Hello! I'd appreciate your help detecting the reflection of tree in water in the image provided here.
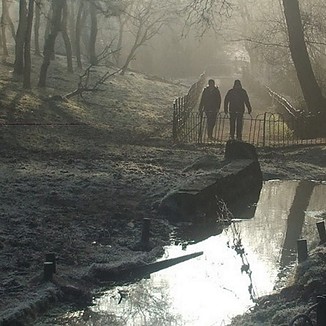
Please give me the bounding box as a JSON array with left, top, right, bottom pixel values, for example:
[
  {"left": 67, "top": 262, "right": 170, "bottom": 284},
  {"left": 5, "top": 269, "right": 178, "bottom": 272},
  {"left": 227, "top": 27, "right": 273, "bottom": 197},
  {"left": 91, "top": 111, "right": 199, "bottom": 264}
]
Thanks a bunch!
[
  {"left": 112, "top": 280, "right": 183, "bottom": 325},
  {"left": 54, "top": 279, "right": 184, "bottom": 326},
  {"left": 279, "top": 181, "right": 316, "bottom": 268},
  {"left": 227, "top": 222, "right": 258, "bottom": 303}
]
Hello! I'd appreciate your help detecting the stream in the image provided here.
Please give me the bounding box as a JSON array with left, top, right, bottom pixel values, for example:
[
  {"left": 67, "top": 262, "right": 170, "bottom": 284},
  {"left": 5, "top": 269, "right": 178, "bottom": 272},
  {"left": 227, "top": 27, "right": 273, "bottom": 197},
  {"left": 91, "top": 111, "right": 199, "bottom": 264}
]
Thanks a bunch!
[{"left": 36, "top": 180, "right": 326, "bottom": 326}]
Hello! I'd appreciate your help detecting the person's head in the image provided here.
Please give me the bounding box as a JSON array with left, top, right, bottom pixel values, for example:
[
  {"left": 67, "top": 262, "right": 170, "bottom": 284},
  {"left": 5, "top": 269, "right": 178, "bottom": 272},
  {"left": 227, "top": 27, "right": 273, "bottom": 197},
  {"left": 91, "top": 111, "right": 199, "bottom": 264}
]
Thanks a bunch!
[
  {"left": 208, "top": 79, "right": 215, "bottom": 88},
  {"left": 233, "top": 80, "right": 242, "bottom": 88}
]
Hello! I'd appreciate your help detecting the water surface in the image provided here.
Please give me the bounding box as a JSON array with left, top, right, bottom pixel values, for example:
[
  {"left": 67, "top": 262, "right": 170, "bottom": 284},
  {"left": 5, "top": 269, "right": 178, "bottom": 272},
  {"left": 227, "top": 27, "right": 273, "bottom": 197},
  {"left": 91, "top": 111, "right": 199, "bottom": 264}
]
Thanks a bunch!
[{"left": 37, "top": 180, "right": 326, "bottom": 326}]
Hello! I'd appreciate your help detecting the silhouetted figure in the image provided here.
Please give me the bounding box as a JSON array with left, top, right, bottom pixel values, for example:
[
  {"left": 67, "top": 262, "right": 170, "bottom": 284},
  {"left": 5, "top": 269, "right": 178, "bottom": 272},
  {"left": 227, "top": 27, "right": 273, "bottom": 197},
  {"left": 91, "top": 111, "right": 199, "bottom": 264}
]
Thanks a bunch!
[
  {"left": 224, "top": 80, "right": 252, "bottom": 141},
  {"left": 199, "top": 79, "right": 221, "bottom": 140}
]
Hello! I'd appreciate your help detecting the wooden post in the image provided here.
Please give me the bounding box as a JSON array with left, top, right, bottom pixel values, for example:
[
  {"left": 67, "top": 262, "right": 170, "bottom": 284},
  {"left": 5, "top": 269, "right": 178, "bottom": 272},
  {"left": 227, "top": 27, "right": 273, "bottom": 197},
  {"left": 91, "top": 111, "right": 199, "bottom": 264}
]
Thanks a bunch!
[
  {"left": 141, "top": 218, "right": 151, "bottom": 246},
  {"left": 297, "top": 239, "right": 308, "bottom": 263},
  {"left": 316, "top": 221, "right": 326, "bottom": 244},
  {"left": 44, "top": 262, "right": 54, "bottom": 281},
  {"left": 317, "top": 296, "right": 326, "bottom": 326},
  {"left": 45, "top": 253, "right": 56, "bottom": 273}
]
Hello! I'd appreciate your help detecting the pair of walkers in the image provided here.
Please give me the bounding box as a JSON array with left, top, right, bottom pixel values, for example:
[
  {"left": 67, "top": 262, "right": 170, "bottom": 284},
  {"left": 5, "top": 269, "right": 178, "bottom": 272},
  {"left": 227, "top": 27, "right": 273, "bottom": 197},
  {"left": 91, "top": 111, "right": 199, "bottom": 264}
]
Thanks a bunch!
[{"left": 198, "top": 79, "right": 252, "bottom": 141}]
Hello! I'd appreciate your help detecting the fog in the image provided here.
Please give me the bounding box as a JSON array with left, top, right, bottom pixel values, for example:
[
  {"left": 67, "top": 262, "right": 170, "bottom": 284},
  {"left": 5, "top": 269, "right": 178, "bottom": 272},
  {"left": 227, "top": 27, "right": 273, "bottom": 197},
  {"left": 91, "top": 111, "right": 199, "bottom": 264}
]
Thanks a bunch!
[{"left": 3, "top": 0, "right": 326, "bottom": 109}]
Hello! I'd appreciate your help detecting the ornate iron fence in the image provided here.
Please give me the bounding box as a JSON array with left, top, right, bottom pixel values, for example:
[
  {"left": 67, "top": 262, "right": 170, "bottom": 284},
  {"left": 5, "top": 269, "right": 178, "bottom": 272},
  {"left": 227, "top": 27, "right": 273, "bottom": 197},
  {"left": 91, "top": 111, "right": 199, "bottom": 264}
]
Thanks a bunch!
[{"left": 173, "top": 111, "right": 326, "bottom": 147}]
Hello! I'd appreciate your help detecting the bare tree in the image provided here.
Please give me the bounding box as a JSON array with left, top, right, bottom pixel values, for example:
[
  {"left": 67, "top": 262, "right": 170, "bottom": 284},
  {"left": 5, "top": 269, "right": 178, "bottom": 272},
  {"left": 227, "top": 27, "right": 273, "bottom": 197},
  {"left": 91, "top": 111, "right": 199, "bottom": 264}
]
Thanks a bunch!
[
  {"left": 114, "top": 14, "right": 127, "bottom": 66},
  {"left": 68, "top": 0, "right": 77, "bottom": 56},
  {"left": 75, "top": 0, "right": 86, "bottom": 68},
  {"left": 34, "top": 0, "right": 42, "bottom": 56},
  {"left": 14, "top": 0, "right": 28, "bottom": 76},
  {"left": 89, "top": 0, "right": 98, "bottom": 65},
  {"left": 61, "top": 0, "right": 73, "bottom": 72},
  {"left": 120, "top": 0, "right": 177, "bottom": 75},
  {"left": 282, "top": 0, "right": 326, "bottom": 115},
  {"left": 1, "top": 0, "right": 10, "bottom": 60},
  {"left": 23, "top": 0, "right": 35, "bottom": 89},
  {"left": 38, "top": 0, "right": 65, "bottom": 87},
  {"left": 93, "top": 0, "right": 130, "bottom": 66}
]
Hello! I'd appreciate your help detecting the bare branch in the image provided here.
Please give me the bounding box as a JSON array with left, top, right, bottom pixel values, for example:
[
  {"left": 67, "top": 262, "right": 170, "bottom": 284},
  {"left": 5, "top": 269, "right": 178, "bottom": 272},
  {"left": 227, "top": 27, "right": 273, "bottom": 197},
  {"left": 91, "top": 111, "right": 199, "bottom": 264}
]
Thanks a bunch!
[
  {"left": 180, "top": 0, "right": 233, "bottom": 36},
  {"left": 64, "top": 45, "right": 121, "bottom": 99},
  {"left": 229, "top": 37, "right": 287, "bottom": 48}
]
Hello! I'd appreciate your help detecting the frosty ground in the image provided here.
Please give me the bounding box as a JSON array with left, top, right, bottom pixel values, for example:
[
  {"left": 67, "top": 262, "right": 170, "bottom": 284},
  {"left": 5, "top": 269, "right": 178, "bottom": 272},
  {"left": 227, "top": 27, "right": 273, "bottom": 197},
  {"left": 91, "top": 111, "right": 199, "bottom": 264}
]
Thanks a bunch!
[{"left": 0, "top": 59, "right": 325, "bottom": 325}]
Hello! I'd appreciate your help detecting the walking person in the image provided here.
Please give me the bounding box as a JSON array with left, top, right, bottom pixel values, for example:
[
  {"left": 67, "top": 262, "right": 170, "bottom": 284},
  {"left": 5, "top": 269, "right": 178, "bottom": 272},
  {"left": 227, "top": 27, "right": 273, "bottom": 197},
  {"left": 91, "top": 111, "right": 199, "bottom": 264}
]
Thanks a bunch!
[
  {"left": 224, "top": 79, "right": 252, "bottom": 141},
  {"left": 199, "top": 79, "right": 221, "bottom": 140}
]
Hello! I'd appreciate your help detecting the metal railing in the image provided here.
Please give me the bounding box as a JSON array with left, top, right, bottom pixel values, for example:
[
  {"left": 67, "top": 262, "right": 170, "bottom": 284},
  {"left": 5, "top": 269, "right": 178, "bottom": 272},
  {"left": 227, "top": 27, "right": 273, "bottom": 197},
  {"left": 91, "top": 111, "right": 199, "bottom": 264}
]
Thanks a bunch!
[
  {"left": 172, "top": 73, "right": 206, "bottom": 142},
  {"left": 172, "top": 111, "right": 326, "bottom": 147}
]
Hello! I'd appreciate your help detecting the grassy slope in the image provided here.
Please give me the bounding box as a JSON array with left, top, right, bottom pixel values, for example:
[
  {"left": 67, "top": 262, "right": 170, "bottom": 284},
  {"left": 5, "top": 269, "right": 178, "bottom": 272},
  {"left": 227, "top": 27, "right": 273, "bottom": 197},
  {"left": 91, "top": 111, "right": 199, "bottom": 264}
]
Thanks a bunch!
[{"left": 0, "top": 55, "right": 188, "bottom": 153}]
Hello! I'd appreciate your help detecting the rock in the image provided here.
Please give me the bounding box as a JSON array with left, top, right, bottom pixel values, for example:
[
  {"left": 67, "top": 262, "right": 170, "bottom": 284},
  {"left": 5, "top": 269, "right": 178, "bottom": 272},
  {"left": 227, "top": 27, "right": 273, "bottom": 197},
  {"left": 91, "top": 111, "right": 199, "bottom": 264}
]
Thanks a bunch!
[
  {"left": 159, "top": 154, "right": 262, "bottom": 222},
  {"left": 183, "top": 155, "right": 223, "bottom": 172},
  {"left": 225, "top": 140, "right": 258, "bottom": 161}
]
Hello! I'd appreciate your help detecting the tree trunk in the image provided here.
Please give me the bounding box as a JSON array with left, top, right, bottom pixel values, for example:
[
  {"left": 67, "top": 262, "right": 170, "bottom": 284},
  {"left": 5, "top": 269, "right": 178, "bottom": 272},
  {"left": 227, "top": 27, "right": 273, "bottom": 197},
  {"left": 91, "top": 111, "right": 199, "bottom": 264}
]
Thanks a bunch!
[
  {"left": 34, "top": 0, "right": 41, "bottom": 55},
  {"left": 23, "top": 0, "right": 34, "bottom": 89},
  {"left": 89, "top": 1, "right": 98, "bottom": 65},
  {"left": 0, "top": 26, "right": 2, "bottom": 53},
  {"left": 6, "top": 1, "right": 16, "bottom": 41},
  {"left": 38, "top": 0, "right": 64, "bottom": 87},
  {"left": 14, "top": 0, "right": 27, "bottom": 76},
  {"left": 282, "top": 0, "right": 326, "bottom": 114},
  {"left": 120, "top": 43, "right": 139, "bottom": 75},
  {"left": 68, "top": 0, "right": 77, "bottom": 56},
  {"left": 61, "top": 30, "right": 73, "bottom": 72},
  {"left": 120, "top": 27, "right": 144, "bottom": 75},
  {"left": 61, "top": 0, "right": 73, "bottom": 72},
  {"left": 75, "top": 0, "right": 84, "bottom": 69},
  {"left": 114, "top": 15, "right": 125, "bottom": 66},
  {"left": 1, "top": 0, "right": 10, "bottom": 59},
  {"left": 43, "top": 2, "right": 52, "bottom": 45}
]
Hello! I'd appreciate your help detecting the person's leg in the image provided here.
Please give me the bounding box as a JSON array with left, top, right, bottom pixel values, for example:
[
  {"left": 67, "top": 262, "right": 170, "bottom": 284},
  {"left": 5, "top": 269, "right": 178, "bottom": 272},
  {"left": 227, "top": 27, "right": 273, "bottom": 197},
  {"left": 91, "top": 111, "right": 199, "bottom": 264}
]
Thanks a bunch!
[
  {"left": 206, "top": 114, "right": 212, "bottom": 139},
  {"left": 236, "top": 113, "right": 244, "bottom": 140},
  {"left": 230, "top": 113, "right": 236, "bottom": 139},
  {"left": 207, "top": 112, "right": 217, "bottom": 139}
]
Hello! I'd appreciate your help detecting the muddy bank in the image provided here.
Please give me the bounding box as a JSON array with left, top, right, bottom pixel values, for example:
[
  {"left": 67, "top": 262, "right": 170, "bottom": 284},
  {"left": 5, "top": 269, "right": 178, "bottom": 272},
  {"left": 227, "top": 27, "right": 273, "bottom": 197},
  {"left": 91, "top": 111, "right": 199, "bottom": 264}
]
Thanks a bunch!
[{"left": 229, "top": 244, "right": 326, "bottom": 326}]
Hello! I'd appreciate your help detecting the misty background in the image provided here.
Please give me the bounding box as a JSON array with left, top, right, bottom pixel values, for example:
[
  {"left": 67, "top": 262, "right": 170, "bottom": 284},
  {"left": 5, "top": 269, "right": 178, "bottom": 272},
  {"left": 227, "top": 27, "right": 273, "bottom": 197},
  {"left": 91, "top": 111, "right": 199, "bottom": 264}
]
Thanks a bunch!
[{"left": 1, "top": 0, "right": 326, "bottom": 113}]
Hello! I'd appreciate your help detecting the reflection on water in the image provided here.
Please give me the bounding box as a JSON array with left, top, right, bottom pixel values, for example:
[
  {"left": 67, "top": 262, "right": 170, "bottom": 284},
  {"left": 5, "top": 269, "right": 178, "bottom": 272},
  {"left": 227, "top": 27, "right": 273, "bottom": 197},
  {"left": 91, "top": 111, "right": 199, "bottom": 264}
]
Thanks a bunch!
[{"left": 37, "top": 180, "right": 326, "bottom": 326}]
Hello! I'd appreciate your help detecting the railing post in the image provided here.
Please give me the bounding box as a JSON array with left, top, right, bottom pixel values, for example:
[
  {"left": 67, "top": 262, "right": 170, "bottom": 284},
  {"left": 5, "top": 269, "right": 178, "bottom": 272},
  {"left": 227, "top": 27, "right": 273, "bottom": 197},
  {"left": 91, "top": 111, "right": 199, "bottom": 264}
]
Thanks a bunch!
[
  {"left": 263, "top": 112, "right": 267, "bottom": 147},
  {"left": 45, "top": 253, "right": 56, "bottom": 273},
  {"left": 141, "top": 218, "right": 151, "bottom": 248},
  {"left": 172, "top": 101, "right": 177, "bottom": 142},
  {"left": 317, "top": 296, "right": 326, "bottom": 326},
  {"left": 297, "top": 239, "right": 308, "bottom": 263},
  {"left": 316, "top": 221, "right": 326, "bottom": 244},
  {"left": 43, "top": 262, "right": 54, "bottom": 281}
]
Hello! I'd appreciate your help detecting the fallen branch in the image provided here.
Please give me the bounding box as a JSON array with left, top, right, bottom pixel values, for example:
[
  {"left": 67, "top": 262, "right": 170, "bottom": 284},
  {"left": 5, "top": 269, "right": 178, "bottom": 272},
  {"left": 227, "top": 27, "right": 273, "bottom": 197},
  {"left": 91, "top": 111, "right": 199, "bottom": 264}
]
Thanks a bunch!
[
  {"left": 87, "top": 251, "right": 204, "bottom": 282},
  {"left": 64, "top": 43, "right": 121, "bottom": 100}
]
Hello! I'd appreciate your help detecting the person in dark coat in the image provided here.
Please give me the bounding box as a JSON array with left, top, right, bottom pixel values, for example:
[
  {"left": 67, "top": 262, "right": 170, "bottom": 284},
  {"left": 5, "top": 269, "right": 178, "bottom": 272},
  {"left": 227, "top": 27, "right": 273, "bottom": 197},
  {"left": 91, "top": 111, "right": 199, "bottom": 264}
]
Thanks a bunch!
[
  {"left": 199, "top": 79, "right": 221, "bottom": 140},
  {"left": 224, "top": 79, "right": 252, "bottom": 140}
]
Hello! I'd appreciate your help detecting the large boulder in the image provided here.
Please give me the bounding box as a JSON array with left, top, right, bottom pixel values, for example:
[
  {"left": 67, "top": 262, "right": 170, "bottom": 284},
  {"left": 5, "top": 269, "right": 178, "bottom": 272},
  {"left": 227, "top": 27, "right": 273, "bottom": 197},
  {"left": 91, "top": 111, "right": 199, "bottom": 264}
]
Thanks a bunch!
[
  {"left": 224, "top": 140, "right": 258, "bottom": 161},
  {"left": 159, "top": 142, "right": 262, "bottom": 222}
]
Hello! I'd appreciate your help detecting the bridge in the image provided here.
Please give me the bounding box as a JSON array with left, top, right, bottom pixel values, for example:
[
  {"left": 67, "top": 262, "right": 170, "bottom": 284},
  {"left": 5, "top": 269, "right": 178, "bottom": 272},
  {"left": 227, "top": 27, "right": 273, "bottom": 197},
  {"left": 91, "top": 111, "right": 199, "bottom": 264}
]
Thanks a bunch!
[{"left": 173, "top": 74, "right": 326, "bottom": 147}]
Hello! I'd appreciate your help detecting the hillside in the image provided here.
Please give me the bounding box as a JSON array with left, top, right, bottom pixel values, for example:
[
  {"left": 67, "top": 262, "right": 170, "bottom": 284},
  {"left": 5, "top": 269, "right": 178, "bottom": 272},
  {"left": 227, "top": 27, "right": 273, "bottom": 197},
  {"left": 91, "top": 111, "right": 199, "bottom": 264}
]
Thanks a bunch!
[{"left": 0, "top": 57, "right": 325, "bottom": 325}]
